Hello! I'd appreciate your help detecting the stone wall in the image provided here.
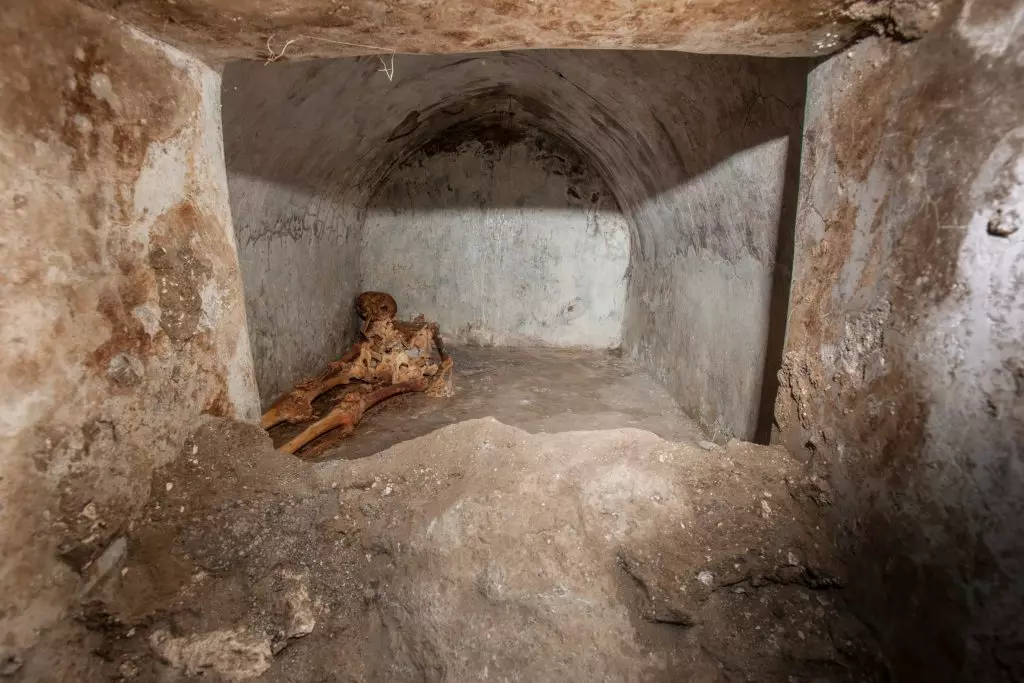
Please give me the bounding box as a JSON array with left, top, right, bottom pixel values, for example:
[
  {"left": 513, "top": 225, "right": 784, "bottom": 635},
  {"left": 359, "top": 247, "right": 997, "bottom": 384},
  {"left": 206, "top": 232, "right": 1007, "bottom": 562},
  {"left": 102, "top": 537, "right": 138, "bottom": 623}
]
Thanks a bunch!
[
  {"left": 78, "top": 0, "right": 901, "bottom": 63},
  {"left": 0, "top": 0, "right": 259, "bottom": 657},
  {"left": 774, "top": 0, "right": 1024, "bottom": 677}
]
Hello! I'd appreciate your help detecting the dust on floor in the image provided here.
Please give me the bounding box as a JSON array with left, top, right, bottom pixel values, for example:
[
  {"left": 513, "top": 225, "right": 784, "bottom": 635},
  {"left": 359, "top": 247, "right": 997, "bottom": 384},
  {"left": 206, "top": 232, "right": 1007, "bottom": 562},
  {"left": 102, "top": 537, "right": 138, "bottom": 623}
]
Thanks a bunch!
[
  {"left": 267, "top": 346, "right": 707, "bottom": 460},
  {"left": 15, "top": 415, "right": 887, "bottom": 682}
]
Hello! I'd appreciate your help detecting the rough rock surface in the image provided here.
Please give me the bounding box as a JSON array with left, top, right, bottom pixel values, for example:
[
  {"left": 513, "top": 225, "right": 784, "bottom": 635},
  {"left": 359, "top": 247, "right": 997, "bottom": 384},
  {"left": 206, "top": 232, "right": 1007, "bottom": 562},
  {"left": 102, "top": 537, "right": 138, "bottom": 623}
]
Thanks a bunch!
[
  {"left": 18, "top": 418, "right": 883, "bottom": 681},
  {"left": 77, "top": 0, "right": 946, "bottom": 62},
  {"left": 774, "top": 0, "right": 1024, "bottom": 678},
  {"left": 149, "top": 629, "right": 273, "bottom": 681},
  {"left": 0, "top": 0, "right": 259, "bottom": 661}
]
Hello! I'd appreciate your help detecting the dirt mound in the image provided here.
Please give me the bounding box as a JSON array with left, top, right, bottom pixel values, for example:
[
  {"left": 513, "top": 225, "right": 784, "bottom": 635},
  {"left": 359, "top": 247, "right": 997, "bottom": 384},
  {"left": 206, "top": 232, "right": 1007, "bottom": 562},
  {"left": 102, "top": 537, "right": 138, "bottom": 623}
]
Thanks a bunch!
[{"left": 16, "top": 418, "right": 883, "bottom": 682}]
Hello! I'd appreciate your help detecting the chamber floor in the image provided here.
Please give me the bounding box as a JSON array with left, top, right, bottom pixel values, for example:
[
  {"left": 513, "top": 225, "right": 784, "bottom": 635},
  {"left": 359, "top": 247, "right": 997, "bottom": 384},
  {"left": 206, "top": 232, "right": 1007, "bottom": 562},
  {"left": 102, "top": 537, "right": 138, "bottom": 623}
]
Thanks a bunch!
[{"left": 268, "top": 346, "right": 707, "bottom": 460}]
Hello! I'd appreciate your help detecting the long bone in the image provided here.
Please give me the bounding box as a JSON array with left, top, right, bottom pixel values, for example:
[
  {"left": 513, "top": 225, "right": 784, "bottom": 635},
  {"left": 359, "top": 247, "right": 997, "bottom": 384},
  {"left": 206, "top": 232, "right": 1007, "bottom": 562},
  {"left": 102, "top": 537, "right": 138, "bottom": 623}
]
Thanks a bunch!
[{"left": 278, "top": 379, "right": 427, "bottom": 455}]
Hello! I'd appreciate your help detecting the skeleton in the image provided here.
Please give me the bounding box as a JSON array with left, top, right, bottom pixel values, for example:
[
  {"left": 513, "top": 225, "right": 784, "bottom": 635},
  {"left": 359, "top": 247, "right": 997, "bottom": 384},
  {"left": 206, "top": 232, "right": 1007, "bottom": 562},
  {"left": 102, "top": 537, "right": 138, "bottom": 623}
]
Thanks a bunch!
[{"left": 261, "top": 291, "right": 453, "bottom": 455}]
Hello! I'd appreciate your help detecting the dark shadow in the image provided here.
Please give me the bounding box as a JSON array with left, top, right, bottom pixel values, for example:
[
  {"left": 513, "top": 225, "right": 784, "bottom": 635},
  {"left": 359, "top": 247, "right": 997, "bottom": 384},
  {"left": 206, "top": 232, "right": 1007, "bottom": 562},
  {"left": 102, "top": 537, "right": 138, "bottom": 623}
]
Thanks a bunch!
[
  {"left": 754, "top": 92, "right": 808, "bottom": 445},
  {"left": 221, "top": 50, "right": 810, "bottom": 211}
]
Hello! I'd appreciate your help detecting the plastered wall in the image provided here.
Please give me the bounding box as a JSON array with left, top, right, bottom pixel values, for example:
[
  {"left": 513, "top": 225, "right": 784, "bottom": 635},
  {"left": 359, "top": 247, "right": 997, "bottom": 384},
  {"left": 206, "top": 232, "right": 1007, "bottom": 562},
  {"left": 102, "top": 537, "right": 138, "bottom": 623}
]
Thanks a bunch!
[
  {"left": 225, "top": 175, "right": 362, "bottom": 408},
  {"left": 362, "top": 128, "right": 629, "bottom": 348}
]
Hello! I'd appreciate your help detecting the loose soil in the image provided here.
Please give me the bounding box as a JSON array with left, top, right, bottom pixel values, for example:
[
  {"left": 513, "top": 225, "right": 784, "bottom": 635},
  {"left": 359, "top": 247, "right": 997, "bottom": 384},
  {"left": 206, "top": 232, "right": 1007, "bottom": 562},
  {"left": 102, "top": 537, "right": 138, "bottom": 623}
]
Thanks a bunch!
[{"left": 15, "top": 414, "right": 885, "bottom": 682}]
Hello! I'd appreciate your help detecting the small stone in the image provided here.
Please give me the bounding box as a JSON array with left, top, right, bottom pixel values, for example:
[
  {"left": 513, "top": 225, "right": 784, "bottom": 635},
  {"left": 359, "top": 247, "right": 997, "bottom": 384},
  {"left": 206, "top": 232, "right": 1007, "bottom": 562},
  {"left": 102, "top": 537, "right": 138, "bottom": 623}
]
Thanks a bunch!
[
  {"left": 787, "top": 551, "right": 800, "bottom": 566},
  {"left": 118, "top": 659, "right": 141, "bottom": 678},
  {"left": 644, "top": 605, "right": 695, "bottom": 626},
  {"left": 760, "top": 499, "right": 772, "bottom": 518},
  {"left": 697, "top": 440, "right": 716, "bottom": 451},
  {"left": 149, "top": 628, "right": 272, "bottom": 680},
  {"left": 987, "top": 208, "right": 1018, "bottom": 238},
  {"left": 281, "top": 572, "right": 316, "bottom": 639},
  {"left": 0, "top": 652, "right": 23, "bottom": 676},
  {"left": 775, "top": 565, "right": 804, "bottom": 584},
  {"left": 79, "top": 536, "right": 127, "bottom": 597},
  {"left": 697, "top": 570, "right": 714, "bottom": 587},
  {"left": 192, "top": 445, "right": 199, "bottom": 455},
  {"left": 107, "top": 353, "right": 144, "bottom": 387},
  {"left": 165, "top": 482, "right": 174, "bottom": 491}
]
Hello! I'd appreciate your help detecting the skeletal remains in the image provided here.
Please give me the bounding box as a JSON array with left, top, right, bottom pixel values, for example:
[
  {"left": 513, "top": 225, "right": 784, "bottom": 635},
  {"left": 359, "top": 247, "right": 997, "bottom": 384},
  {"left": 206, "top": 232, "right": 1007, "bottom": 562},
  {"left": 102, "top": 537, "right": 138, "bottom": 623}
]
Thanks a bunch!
[{"left": 262, "top": 292, "right": 454, "bottom": 456}]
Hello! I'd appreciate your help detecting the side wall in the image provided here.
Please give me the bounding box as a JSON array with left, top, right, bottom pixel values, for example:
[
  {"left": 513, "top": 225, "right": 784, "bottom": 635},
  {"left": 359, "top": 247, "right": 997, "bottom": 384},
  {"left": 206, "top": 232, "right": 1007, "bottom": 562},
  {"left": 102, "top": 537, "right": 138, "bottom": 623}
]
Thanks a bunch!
[
  {"left": 225, "top": 174, "right": 362, "bottom": 408},
  {"left": 775, "top": 1, "right": 1024, "bottom": 678},
  {"left": 625, "top": 135, "right": 797, "bottom": 440},
  {"left": 0, "top": 0, "right": 259, "bottom": 657},
  {"left": 362, "top": 130, "right": 629, "bottom": 348}
]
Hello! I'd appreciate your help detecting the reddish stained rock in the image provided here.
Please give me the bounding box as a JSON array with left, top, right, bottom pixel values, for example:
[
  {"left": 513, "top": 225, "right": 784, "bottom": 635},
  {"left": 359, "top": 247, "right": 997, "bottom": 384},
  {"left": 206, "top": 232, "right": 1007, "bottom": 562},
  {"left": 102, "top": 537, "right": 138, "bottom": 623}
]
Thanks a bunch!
[{"left": 79, "top": 0, "right": 944, "bottom": 62}]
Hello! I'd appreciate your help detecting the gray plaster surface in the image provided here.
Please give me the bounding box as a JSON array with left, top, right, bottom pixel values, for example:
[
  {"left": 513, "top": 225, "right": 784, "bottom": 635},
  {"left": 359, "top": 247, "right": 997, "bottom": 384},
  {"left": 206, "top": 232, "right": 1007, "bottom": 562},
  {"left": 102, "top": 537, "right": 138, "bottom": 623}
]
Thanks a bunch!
[
  {"left": 228, "top": 177, "right": 362, "bottom": 407},
  {"left": 363, "top": 134, "right": 629, "bottom": 348}
]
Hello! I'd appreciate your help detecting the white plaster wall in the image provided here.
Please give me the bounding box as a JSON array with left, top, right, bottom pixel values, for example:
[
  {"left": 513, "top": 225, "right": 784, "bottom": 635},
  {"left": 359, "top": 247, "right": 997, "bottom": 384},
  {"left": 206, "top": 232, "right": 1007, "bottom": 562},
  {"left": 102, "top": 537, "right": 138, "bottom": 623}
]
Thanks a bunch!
[
  {"left": 362, "top": 135, "right": 629, "bottom": 348},
  {"left": 227, "top": 175, "right": 361, "bottom": 406}
]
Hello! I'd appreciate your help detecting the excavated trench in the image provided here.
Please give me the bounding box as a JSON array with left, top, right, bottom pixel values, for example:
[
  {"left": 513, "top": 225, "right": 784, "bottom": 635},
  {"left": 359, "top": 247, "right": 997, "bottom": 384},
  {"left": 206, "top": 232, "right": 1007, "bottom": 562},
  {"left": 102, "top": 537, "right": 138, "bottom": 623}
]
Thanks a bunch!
[{"left": 4, "top": 0, "right": 1023, "bottom": 681}]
